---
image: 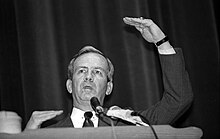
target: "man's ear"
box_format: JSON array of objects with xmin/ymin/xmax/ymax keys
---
[
  {"xmin": 106, "ymin": 82, "xmax": 113, "ymax": 95},
  {"xmin": 66, "ymin": 79, "xmax": 72, "ymax": 94}
]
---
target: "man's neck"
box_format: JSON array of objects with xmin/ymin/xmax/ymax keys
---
[{"xmin": 73, "ymin": 103, "xmax": 93, "ymax": 111}]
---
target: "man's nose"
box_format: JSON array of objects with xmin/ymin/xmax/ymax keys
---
[{"xmin": 84, "ymin": 71, "xmax": 94, "ymax": 82}]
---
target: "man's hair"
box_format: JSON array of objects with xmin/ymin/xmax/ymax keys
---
[{"xmin": 67, "ymin": 46, "xmax": 114, "ymax": 82}]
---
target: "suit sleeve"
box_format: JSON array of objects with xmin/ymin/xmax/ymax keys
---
[{"xmin": 139, "ymin": 48, "xmax": 193, "ymax": 125}]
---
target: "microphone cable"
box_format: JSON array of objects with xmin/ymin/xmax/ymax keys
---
[{"xmin": 131, "ymin": 112, "xmax": 159, "ymax": 139}]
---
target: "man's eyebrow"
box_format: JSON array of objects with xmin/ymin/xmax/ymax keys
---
[
  {"xmin": 76, "ymin": 66, "xmax": 87, "ymax": 69},
  {"xmin": 74, "ymin": 66, "xmax": 106, "ymax": 71},
  {"xmin": 93, "ymin": 67, "xmax": 108, "ymax": 74},
  {"xmin": 74, "ymin": 66, "xmax": 87, "ymax": 71},
  {"xmin": 93, "ymin": 66, "xmax": 106, "ymax": 70}
]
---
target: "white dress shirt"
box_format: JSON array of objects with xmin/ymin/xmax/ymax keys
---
[{"xmin": 70, "ymin": 107, "xmax": 99, "ymax": 128}]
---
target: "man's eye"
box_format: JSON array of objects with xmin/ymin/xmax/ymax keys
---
[
  {"xmin": 94, "ymin": 70, "xmax": 102, "ymax": 75},
  {"xmin": 78, "ymin": 69, "xmax": 86, "ymax": 73}
]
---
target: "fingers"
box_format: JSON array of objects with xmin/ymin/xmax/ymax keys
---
[
  {"xmin": 131, "ymin": 116, "xmax": 142, "ymax": 122},
  {"xmin": 25, "ymin": 110, "xmax": 63, "ymax": 130},
  {"xmin": 109, "ymin": 105, "xmax": 121, "ymax": 110},
  {"xmin": 31, "ymin": 110, "xmax": 63, "ymax": 123},
  {"xmin": 123, "ymin": 17, "xmax": 155, "ymax": 35},
  {"xmin": 123, "ymin": 17, "xmax": 153, "ymax": 27},
  {"xmin": 123, "ymin": 16, "xmax": 165, "ymax": 43}
]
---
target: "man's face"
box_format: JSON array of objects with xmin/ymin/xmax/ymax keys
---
[{"xmin": 69, "ymin": 53, "xmax": 112, "ymax": 109}]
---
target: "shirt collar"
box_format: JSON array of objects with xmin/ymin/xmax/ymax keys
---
[
  {"xmin": 71, "ymin": 107, "xmax": 85, "ymax": 119},
  {"xmin": 70, "ymin": 107, "xmax": 99, "ymax": 128}
]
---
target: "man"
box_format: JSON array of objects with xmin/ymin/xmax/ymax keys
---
[{"xmin": 25, "ymin": 17, "xmax": 193, "ymax": 130}]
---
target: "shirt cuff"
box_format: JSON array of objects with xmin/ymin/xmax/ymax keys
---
[{"xmin": 157, "ymin": 47, "xmax": 176, "ymax": 55}]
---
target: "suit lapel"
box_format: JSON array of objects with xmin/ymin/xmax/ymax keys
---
[{"xmin": 49, "ymin": 114, "xmax": 74, "ymax": 128}]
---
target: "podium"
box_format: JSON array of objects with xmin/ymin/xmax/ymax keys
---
[{"xmin": 0, "ymin": 125, "xmax": 203, "ymax": 139}]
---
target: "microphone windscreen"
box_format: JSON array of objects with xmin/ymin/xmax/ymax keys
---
[{"xmin": 90, "ymin": 97, "xmax": 100, "ymax": 109}]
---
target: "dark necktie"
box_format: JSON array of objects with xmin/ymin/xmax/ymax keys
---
[{"xmin": 83, "ymin": 111, "xmax": 94, "ymax": 127}]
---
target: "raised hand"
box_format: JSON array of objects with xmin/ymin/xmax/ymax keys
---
[
  {"xmin": 24, "ymin": 110, "xmax": 63, "ymax": 130},
  {"xmin": 123, "ymin": 17, "xmax": 166, "ymax": 43}
]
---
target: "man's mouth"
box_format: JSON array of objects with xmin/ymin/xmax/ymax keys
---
[
  {"xmin": 83, "ymin": 85, "xmax": 93, "ymax": 90},
  {"xmin": 83, "ymin": 86, "xmax": 93, "ymax": 90}
]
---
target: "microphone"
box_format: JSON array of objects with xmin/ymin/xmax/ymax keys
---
[
  {"xmin": 90, "ymin": 97, "xmax": 105, "ymax": 114},
  {"xmin": 90, "ymin": 97, "xmax": 116, "ymax": 128}
]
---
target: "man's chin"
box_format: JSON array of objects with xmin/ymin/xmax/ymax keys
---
[{"xmin": 81, "ymin": 92, "xmax": 96, "ymax": 101}]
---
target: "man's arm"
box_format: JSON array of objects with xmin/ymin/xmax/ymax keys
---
[
  {"xmin": 123, "ymin": 17, "xmax": 193, "ymax": 125},
  {"xmin": 141, "ymin": 48, "xmax": 193, "ymax": 124}
]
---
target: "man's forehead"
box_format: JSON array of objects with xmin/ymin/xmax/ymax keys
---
[{"xmin": 74, "ymin": 52, "xmax": 108, "ymax": 69}]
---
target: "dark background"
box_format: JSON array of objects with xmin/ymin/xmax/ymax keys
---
[{"xmin": 0, "ymin": 0, "xmax": 219, "ymax": 138}]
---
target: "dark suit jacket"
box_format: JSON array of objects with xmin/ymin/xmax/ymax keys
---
[
  {"xmin": 48, "ymin": 113, "xmax": 134, "ymax": 128},
  {"xmin": 48, "ymin": 48, "xmax": 193, "ymax": 128}
]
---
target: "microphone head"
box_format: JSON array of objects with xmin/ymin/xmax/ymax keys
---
[
  {"xmin": 90, "ymin": 97, "xmax": 100, "ymax": 108},
  {"xmin": 90, "ymin": 97, "xmax": 104, "ymax": 113}
]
